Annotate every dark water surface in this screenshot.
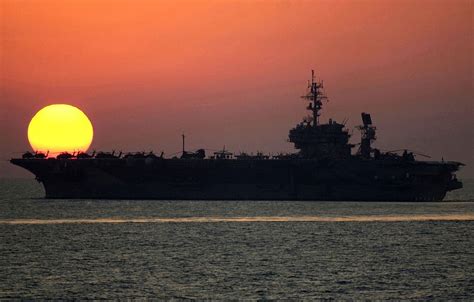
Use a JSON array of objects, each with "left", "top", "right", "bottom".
[{"left": 1, "top": 179, "right": 473, "bottom": 299}]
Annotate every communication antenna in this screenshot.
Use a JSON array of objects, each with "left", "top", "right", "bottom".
[
  {"left": 182, "top": 134, "right": 185, "bottom": 155},
  {"left": 301, "top": 69, "right": 328, "bottom": 126}
]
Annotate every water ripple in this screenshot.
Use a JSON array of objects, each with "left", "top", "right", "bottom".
[{"left": 1, "top": 214, "right": 474, "bottom": 224}]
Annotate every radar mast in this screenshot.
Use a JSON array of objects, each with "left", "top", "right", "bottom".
[
  {"left": 301, "top": 70, "right": 328, "bottom": 126},
  {"left": 289, "top": 71, "right": 352, "bottom": 159}
]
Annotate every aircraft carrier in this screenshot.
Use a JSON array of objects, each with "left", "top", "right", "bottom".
[{"left": 11, "top": 71, "right": 464, "bottom": 201}]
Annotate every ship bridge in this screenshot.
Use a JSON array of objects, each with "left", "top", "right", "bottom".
[{"left": 289, "top": 71, "right": 353, "bottom": 159}]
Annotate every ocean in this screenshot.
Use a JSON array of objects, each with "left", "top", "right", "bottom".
[{"left": 1, "top": 178, "right": 473, "bottom": 299}]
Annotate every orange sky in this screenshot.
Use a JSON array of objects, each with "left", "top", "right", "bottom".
[{"left": 1, "top": 0, "right": 473, "bottom": 177}]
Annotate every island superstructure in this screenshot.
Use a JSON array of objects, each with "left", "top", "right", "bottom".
[{"left": 11, "top": 71, "right": 463, "bottom": 201}]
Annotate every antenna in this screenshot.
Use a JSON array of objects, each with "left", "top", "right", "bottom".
[
  {"left": 182, "top": 133, "right": 185, "bottom": 154},
  {"left": 301, "top": 69, "right": 328, "bottom": 126}
]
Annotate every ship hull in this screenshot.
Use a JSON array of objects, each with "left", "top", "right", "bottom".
[{"left": 11, "top": 158, "right": 462, "bottom": 201}]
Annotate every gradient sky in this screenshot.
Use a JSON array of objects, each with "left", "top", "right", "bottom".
[{"left": 1, "top": 0, "right": 472, "bottom": 178}]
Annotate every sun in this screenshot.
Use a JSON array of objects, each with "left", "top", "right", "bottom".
[{"left": 28, "top": 104, "right": 94, "bottom": 157}]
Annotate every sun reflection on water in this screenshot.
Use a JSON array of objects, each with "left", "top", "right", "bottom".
[{"left": 2, "top": 214, "right": 473, "bottom": 224}]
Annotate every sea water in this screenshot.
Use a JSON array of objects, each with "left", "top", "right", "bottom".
[{"left": 0, "top": 179, "right": 473, "bottom": 299}]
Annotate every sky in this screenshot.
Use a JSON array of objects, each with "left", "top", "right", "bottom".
[{"left": 0, "top": 0, "right": 472, "bottom": 178}]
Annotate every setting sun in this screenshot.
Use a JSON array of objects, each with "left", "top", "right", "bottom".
[{"left": 27, "top": 104, "right": 93, "bottom": 156}]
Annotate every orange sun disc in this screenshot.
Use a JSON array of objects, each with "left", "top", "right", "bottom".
[{"left": 27, "top": 104, "right": 94, "bottom": 157}]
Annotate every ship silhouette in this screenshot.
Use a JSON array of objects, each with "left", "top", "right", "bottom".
[{"left": 11, "top": 71, "right": 463, "bottom": 201}]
